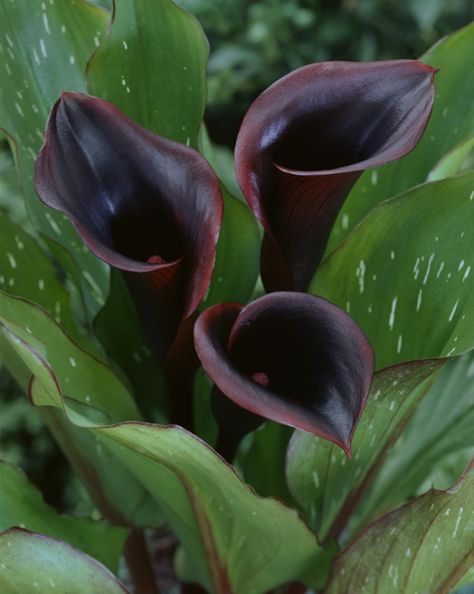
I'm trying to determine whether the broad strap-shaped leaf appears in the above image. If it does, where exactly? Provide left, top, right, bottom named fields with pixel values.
left=87, top=0, right=208, bottom=149
left=0, top=291, right=163, bottom=529
left=235, top=60, right=435, bottom=291
left=311, top=172, right=474, bottom=370
left=0, top=296, right=330, bottom=594
left=0, top=461, right=128, bottom=573
left=328, top=22, right=474, bottom=252
left=195, top=293, right=374, bottom=460
left=324, top=463, right=474, bottom=594
left=0, top=212, right=99, bottom=354
left=286, top=359, right=445, bottom=542
left=0, top=0, right=110, bottom=316
left=35, top=92, right=223, bottom=359
left=353, top=352, right=474, bottom=532
left=0, top=528, right=129, bottom=593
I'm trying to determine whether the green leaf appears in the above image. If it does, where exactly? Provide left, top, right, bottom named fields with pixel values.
left=0, top=528, right=129, bottom=593
left=0, top=212, right=98, bottom=354
left=1, top=296, right=329, bottom=593
left=311, top=173, right=474, bottom=370
left=286, top=359, right=444, bottom=542
left=0, top=291, right=163, bottom=528
left=328, top=22, right=474, bottom=252
left=324, top=464, right=474, bottom=594
left=94, top=270, right=168, bottom=422
left=87, top=0, right=208, bottom=149
left=203, top=186, right=260, bottom=307
left=0, top=461, right=127, bottom=573
left=428, top=135, right=474, bottom=182
left=353, top=352, right=474, bottom=530
left=0, top=0, right=110, bottom=316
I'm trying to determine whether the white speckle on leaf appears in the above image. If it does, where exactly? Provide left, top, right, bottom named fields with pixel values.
left=43, top=13, right=51, bottom=34
left=458, top=260, right=465, bottom=271
left=39, top=38, right=47, bottom=58
left=312, top=471, right=320, bottom=488
left=371, top=170, right=378, bottom=186
left=5, top=34, right=14, bottom=48
left=69, top=55, right=75, bottom=65
left=390, top=250, right=395, bottom=260
left=45, top=212, right=61, bottom=234
left=69, top=357, right=77, bottom=367
left=388, top=297, right=397, bottom=330
left=94, top=35, right=100, bottom=47
left=448, top=300, right=459, bottom=322
left=436, top=261, right=445, bottom=278
left=14, top=102, right=24, bottom=117
left=405, top=548, right=412, bottom=558
left=452, top=507, right=463, bottom=538
left=356, top=259, right=366, bottom=293
left=416, top=289, right=423, bottom=312
left=462, top=266, right=471, bottom=282
left=397, top=334, right=403, bottom=354
left=346, top=301, right=351, bottom=313
left=373, top=389, right=381, bottom=401
left=423, top=252, right=435, bottom=285
left=6, top=252, right=17, bottom=269
left=38, top=279, right=45, bottom=290
left=341, top=213, right=349, bottom=230
left=123, top=40, right=128, bottom=50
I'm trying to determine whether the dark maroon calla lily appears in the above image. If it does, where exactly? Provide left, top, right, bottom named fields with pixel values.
left=194, top=292, right=374, bottom=460
left=235, top=60, right=436, bottom=292
left=35, top=92, right=222, bottom=360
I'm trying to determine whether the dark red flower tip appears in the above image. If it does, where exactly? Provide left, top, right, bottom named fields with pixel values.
left=235, top=60, right=436, bottom=292
left=35, top=92, right=223, bottom=359
left=194, top=292, right=375, bottom=458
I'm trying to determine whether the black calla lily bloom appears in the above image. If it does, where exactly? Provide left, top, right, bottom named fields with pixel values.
left=35, top=92, right=223, bottom=361
left=194, top=292, right=374, bottom=460
left=235, top=60, right=436, bottom=292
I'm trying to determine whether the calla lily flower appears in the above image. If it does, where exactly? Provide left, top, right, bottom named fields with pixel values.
left=194, top=292, right=374, bottom=460
left=235, top=60, right=436, bottom=291
left=35, top=92, right=223, bottom=361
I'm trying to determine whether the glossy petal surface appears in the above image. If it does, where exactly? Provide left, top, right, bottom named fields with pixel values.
left=195, top=293, right=374, bottom=454
left=35, top=93, right=222, bottom=357
left=235, top=60, right=436, bottom=291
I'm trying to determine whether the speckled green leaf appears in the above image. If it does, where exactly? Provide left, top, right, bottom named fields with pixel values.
left=87, top=0, right=208, bottom=148
left=0, top=528, right=129, bottom=593
left=311, top=173, right=474, bottom=370
left=0, top=461, right=127, bottom=573
left=324, top=464, right=474, bottom=594
left=328, top=22, right=474, bottom=252
left=0, top=0, right=110, bottom=316
left=0, top=212, right=98, bottom=354
left=0, top=291, right=163, bottom=528
left=286, top=359, right=445, bottom=542
left=353, top=352, right=474, bottom=532
left=0, top=296, right=329, bottom=594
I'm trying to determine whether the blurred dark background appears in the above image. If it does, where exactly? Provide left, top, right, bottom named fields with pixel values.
left=1, top=0, right=473, bottom=512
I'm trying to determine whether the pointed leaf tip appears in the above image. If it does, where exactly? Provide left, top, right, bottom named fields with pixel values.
left=35, top=92, right=223, bottom=358
left=195, top=293, right=374, bottom=455
left=235, top=60, right=436, bottom=291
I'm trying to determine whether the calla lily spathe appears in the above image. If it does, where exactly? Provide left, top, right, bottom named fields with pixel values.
left=35, top=92, right=223, bottom=360
left=194, top=292, right=375, bottom=460
left=235, top=60, right=436, bottom=292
